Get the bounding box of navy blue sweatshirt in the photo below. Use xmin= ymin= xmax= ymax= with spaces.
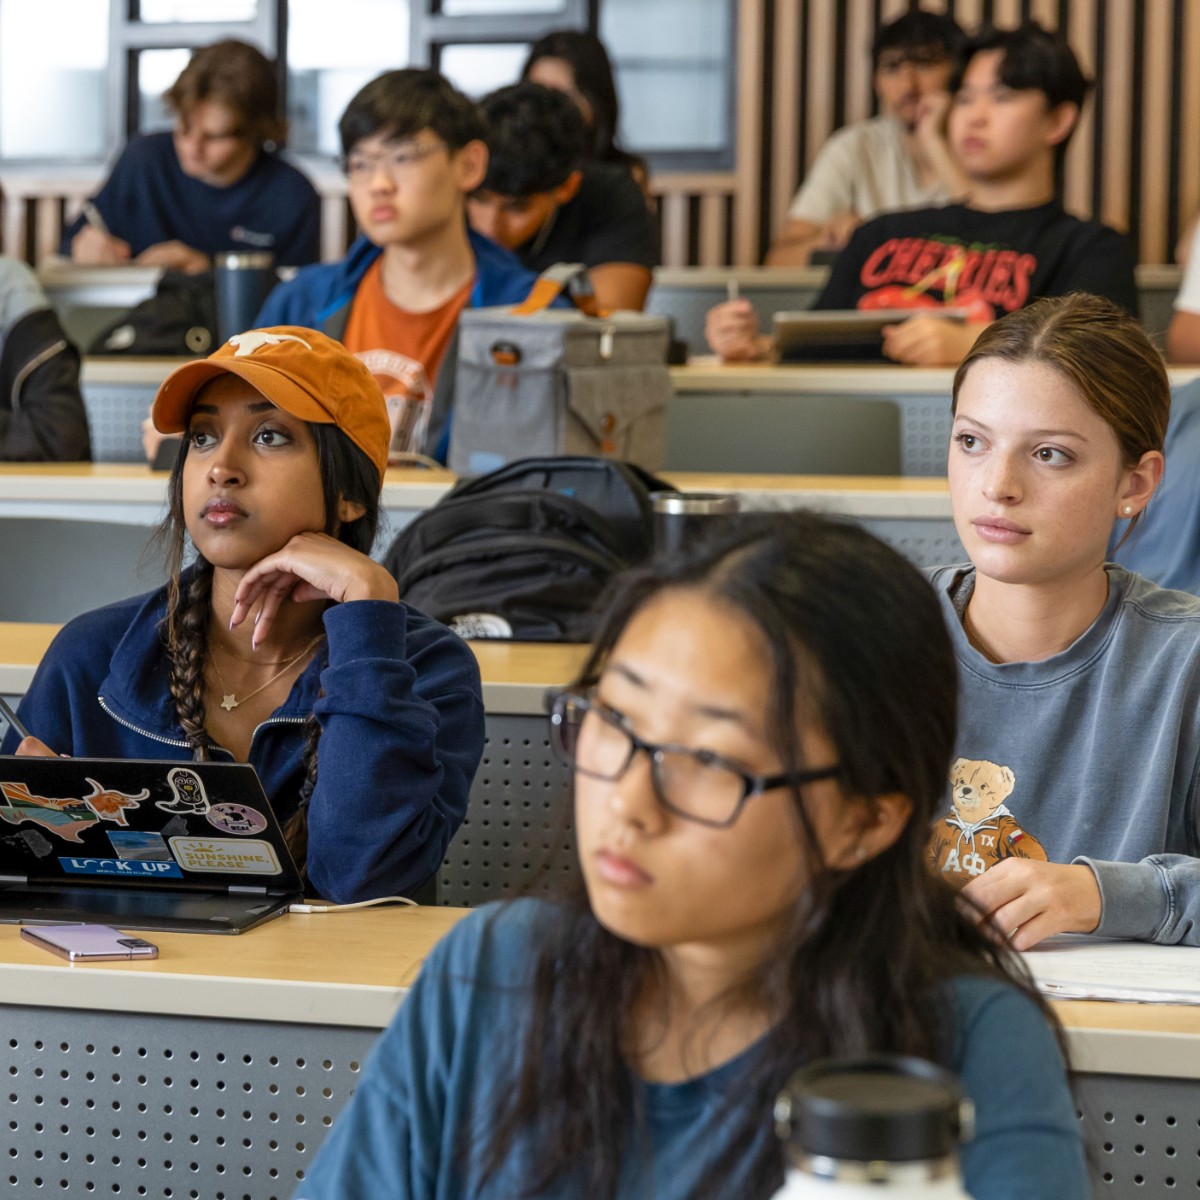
xmin=6 ymin=582 xmax=484 ymax=903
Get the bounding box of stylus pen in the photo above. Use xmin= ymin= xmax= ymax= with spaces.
xmin=727 ymin=278 xmax=740 ymax=302
xmin=0 ymin=695 xmax=31 ymax=743
xmin=82 ymin=201 xmax=111 ymax=237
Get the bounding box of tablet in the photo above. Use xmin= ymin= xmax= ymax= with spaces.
xmin=773 ymin=308 xmax=972 ymax=363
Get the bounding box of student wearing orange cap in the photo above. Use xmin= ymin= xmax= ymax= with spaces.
xmin=5 ymin=327 xmax=483 ymax=904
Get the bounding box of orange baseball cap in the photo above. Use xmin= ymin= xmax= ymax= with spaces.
xmin=152 ymin=326 xmax=391 ymax=481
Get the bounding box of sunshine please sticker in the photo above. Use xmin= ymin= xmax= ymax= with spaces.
xmin=168 ymin=837 xmax=281 ymax=875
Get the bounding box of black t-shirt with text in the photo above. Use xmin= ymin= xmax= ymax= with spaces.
xmin=517 ymin=162 xmax=659 ymax=274
xmin=815 ymin=201 xmax=1138 ymax=322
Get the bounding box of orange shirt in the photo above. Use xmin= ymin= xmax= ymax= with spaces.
xmin=343 ymin=260 xmax=474 ymax=455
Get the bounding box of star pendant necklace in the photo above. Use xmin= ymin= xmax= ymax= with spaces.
xmin=210 ymin=636 xmax=323 ymax=712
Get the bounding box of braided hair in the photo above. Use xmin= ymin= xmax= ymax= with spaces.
xmin=155 ymin=409 xmax=383 ymax=866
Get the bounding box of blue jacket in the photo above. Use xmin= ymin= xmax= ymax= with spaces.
xmin=1111 ymin=379 xmax=1200 ymax=594
xmin=256 ymin=229 xmax=549 ymax=460
xmin=7 ymin=585 xmax=484 ymax=904
xmin=257 ymin=228 xmax=538 ymax=334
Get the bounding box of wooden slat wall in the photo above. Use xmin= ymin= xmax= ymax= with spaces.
xmin=750 ymin=0 xmax=1200 ymax=268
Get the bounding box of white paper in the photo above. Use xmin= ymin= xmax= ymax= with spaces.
xmin=1021 ymin=934 xmax=1200 ymax=1005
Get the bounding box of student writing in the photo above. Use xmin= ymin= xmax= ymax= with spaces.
xmin=468 ymin=83 xmax=658 ymax=312
xmin=6 ymin=328 xmax=483 ymax=904
xmin=295 ymin=513 xmax=1086 ymax=1200
xmin=63 ymin=40 xmax=320 ymax=272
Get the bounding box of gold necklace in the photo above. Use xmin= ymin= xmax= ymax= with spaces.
xmin=210 ymin=636 xmax=322 ymax=712
xmin=961 ymin=607 xmax=1001 ymax=664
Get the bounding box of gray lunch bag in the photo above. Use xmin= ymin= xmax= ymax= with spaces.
xmin=446 ymin=270 xmax=671 ymax=476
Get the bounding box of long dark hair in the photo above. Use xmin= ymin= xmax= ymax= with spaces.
xmin=481 ymin=512 xmax=1061 ymax=1198
xmin=521 ymin=30 xmax=645 ymax=178
xmin=156 ymin=411 xmax=382 ymax=865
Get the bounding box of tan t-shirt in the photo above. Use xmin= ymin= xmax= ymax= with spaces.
xmin=788 ymin=114 xmax=951 ymax=224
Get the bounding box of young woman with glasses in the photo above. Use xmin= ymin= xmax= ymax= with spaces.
xmin=297 ymin=513 xmax=1086 ymax=1200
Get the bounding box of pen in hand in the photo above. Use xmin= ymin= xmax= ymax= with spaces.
xmin=82 ymin=201 xmax=111 ymax=238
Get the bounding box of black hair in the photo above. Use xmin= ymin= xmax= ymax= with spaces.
xmin=872 ymin=7 xmax=965 ymax=68
xmin=155 ymin=394 xmax=382 ymax=871
xmin=477 ymin=83 xmax=586 ymax=197
xmin=520 ymin=29 xmax=645 ymax=178
xmin=480 ymin=512 xmax=1063 ymax=1199
xmin=951 ymin=20 xmax=1091 ymax=112
xmin=338 ymin=67 xmax=486 ymax=158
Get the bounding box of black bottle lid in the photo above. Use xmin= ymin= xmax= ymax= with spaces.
xmin=775 ymin=1055 xmax=970 ymax=1164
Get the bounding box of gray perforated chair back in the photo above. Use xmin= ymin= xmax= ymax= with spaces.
xmin=436 ymin=713 xmax=579 ymax=907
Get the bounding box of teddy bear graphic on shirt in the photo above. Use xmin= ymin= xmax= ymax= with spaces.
xmin=927 ymin=756 xmax=1048 ymax=886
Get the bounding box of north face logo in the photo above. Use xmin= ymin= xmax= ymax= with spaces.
xmin=228 ymin=331 xmax=312 ymax=357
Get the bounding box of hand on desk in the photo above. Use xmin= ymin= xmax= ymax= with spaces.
xmin=135 ymin=240 xmax=211 ymax=274
xmin=704 ymin=300 xmax=773 ymax=361
xmin=963 ymin=859 xmax=1102 ymax=951
xmin=881 ymin=315 xmax=988 ymax=366
xmin=71 ymin=225 xmax=131 ymax=266
xmin=231 ymin=532 xmax=399 ymax=648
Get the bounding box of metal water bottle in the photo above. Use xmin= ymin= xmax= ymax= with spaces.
xmin=771 ymin=1056 xmax=975 ymax=1200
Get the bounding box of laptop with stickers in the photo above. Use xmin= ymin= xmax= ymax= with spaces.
xmin=0 ymin=756 xmax=304 ymax=934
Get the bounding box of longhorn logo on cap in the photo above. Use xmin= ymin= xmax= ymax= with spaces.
xmin=228 ymin=331 xmax=312 ymax=357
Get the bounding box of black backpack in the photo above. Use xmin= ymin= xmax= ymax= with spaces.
xmin=383 ymin=457 xmax=676 ymax=641
xmin=88 ymin=270 xmax=216 ymax=357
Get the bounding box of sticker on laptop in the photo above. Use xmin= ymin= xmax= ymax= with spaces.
xmin=156 ymin=767 xmax=211 ymax=815
xmin=0 ymin=781 xmax=98 ymax=842
xmin=206 ymin=803 xmax=267 ymax=836
xmin=168 ymin=837 xmax=281 ymax=875
xmin=82 ymin=778 xmax=148 ymax=826
xmin=59 ymin=856 xmax=183 ymax=879
xmin=107 ymin=830 xmax=173 ymax=862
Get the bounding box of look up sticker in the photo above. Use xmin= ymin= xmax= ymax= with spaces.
xmin=169 ymin=837 xmax=281 ymax=875
xmin=59 ymin=857 xmax=182 ymax=879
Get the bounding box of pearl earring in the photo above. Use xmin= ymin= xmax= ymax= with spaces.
xmin=1122 ymin=504 xmax=1135 ymax=517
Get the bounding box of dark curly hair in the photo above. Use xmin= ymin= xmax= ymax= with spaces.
xmin=478 ymin=83 xmax=587 ymax=197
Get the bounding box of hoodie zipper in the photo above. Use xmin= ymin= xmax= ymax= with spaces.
xmin=97 ymin=696 xmax=308 ymax=758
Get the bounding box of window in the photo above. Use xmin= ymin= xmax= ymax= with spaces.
xmin=0 ymin=0 xmax=110 ymax=160
xmin=287 ymin=0 xmax=411 ymax=156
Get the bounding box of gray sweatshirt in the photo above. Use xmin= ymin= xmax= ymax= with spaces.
xmin=930 ymin=564 xmax=1200 ymax=944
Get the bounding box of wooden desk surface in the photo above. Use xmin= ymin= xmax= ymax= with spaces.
xmin=0 ymin=464 xmax=952 ymax=523
xmin=0 ymin=622 xmax=589 ymax=713
xmin=672 ymin=361 xmax=1200 ymax=394
xmin=0 ymin=905 xmax=469 ymax=1028
xmin=0 ymin=896 xmax=1195 ymax=1067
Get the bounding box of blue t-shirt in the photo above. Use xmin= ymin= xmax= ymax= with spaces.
xmin=1111 ymin=379 xmax=1200 ymax=594
xmin=61 ymin=131 xmax=321 ymax=266
xmin=296 ymin=900 xmax=1087 ymax=1200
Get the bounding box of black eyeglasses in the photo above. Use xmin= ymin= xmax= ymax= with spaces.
xmin=545 ymin=688 xmax=841 ymax=829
